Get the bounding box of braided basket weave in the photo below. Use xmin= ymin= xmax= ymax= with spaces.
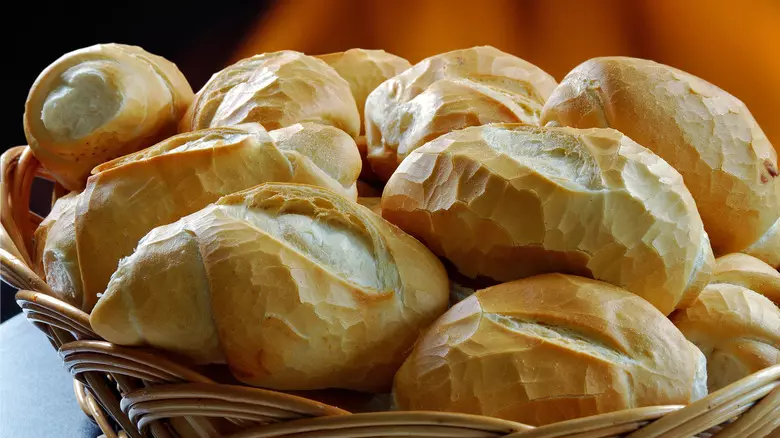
xmin=2 ymin=145 xmax=779 ymax=438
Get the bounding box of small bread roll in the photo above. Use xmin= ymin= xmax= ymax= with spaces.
xmin=316 ymin=48 xmax=411 ymax=134
xmin=365 ymin=46 xmax=557 ymax=181
xmin=180 ymin=50 xmax=359 ymax=137
xmin=541 ymin=57 xmax=780 ymax=265
xmin=317 ymin=49 xmax=412 ymax=181
xmin=90 ymin=183 xmax=449 ymax=392
xmin=74 ymin=123 xmax=360 ymax=312
xmin=32 ymin=192 xmax=82 ymax=307
xmin=711 ymin=253 xmax=780 ymax=304
xmin=671 ymin=284 xmax=780 ymax=391
xmin=269 ymin=122 xmax=362 ymax=200
xmin=393 ymin=274 xmax=708 ymax=426
xmin=382 ymin=124 xmax=713 ymax=315
xmin=24 ymin=43 xmax=194 ymax=191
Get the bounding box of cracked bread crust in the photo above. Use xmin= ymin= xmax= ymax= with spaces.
xmin=393 ymin=273 xmax=707 ymax=426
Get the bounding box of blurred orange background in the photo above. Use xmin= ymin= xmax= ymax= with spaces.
xmin=229 ymin=0 xmax=780 ymax=148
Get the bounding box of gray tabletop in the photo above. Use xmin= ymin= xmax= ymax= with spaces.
xmin=0 ymin=314 xmax=102 ymax=438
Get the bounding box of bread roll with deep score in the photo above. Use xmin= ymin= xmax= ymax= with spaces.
xmin=541 ymin=57 xmax=780 ymax=266
xmin=90 ymin=183 xmax=449 ymax=392
xmin=32 ymin=192 xmax=82 ymax=307
xmin=671 ymin=283 xmax=780 ymax=391
xmin=24 ymin=43 xmax=193 ymax=191
xmin=317 ymin=48 xmax=412 ymax=180
xmin=74 ymin=123 xmax=359 ymax=312
xmin=180 ymin=50 xmax=360 ymax=137
xmin=393 ymin=274 xmax=708 ymax=426
xmin=364 ymin=46 xmax=557 ymax=180
xmin=382 ymin=123 xmax=713 ymax=315
xmin=711 ymin=253 xmax=780 ymax=303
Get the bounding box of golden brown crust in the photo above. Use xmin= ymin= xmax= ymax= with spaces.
xmin=76 ymin=124 xmax=359 ymax=312
xmin=393 ymin=274 xmax=707 ymax=426
xmin=382 ymin=123 xmax=713 ymax=315
xmin=23 ymin=43 xmax=193 ymax=191
xmin=180 ymin=50 xmax=360 ymax=137
xmin=90 ymin=183 xmax=450 ymax=392
xmin=711 ymin=253 xmax=780 ymax=303
xmin=541 ymin=56 xmax=780 ymax=261
xmin=32 ymin=192 xmax=82 ymax=307
xmin=365 ymin=46 xmax=557 ymax=181
xmin=671 ymin=283 xmax=780 ymax=391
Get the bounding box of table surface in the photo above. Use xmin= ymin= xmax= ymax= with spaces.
xmin=0 ymin=313 xmax=102 ymax=438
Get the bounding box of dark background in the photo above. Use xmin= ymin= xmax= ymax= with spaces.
xmin=1 ymin=0 xmax=273 ymax=321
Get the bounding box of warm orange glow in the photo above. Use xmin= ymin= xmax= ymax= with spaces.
xmin=231 ymin=0 xmax=780 ymax=148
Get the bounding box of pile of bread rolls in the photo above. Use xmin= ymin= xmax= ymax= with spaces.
xmin=24 ymin=43 xmax=780 ymax=427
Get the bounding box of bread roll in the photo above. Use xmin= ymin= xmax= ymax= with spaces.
xmin=24 ymin=43 xmax=193 ymax=191
xmin=364 ymin=46 xmax=557 ymax=181
xmin=541 ymin=57 xmax=780 ymax=265
xmin=671 ymin=284 xmax=780 ymax=391
xmin=393 ymin=274 xmax=707 ymax=426
xmin=317 ymin=49 xmax=412 ymax=181
xmin=90 ymin=183 xmax=449 ymax=392
xmin=711 ymin=253 xmax=780 ymax=304
xmin=32 ymin=192 xmax=82 ymax=307
xmin=382 ymin=123 xmax=713 ymax=314
xmin=269 ymin=122 xmax=361 ymax=200
xmin=75 ymin=123 xmax=359 ymax=312
xmin=180 ymin=50 xmax=360 ymax=137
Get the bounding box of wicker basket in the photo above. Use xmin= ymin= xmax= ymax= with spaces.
xmin=2 ymin=145 xmax=779 ymax=438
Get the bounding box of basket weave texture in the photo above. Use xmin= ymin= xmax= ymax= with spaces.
xmin=2 ymin=145 xmax=779 ymax=438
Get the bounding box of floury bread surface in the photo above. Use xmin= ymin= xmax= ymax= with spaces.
xmin=541 ymin=56 xmax=780 ymax=266
xmin=393 ymin=274 xmax=708 ymax=426
xmin=364 ymin=45 xmax=557 ymax=180
xmin=40 ymin=123 xmax=360 ymax=312
xmin=24 ymin=43 xmax=194 ymax=190
xmin=180 ymin=50 xmax=360 ymax=137
xmin=671 ymin=283 xmax=780 ymax=391
xmin=382 ymin=123 xmax=713 ymax=315
xmin=90 ymin=183 xmax=450 ymax=392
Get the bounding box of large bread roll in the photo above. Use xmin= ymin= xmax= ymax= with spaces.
xmin=179 ymin=50 xmax=360 ymax=137
xmin=32 ymin=192 xmax=82 ymax=307
xmin=73 ymin=123 xmax=359 ymax=312
xmin=24 ymin=43 xmax=193 ymax=191
xmin=671 ymin=284 xmax=780 ymax=391
xmin=317 ymin=48 xmax=412 ymax=181
xmin=393 ymin=274 xmax=708 ymax=426
xmin=711 ymin=253 xmax=780 ymax=303
xmin=382 ymin=123 xmax=713 ymax=315
xmin=364 ymin=46 xmax=557 ymax=181
xmin=90 ymin=183 xmax=449 ymax=392
xmin=540 ymin=57 xmax=780 ymax=266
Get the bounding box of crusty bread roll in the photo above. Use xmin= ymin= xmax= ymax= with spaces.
xmin=382 ymin=123 xmax=713 ymax=315
xmin=316 ymin=49 xmax=412 ymax=181
xmin=541 ymin=57 xmax=780 ymax=266
xmin=74 ymin=123 xmax=360 ymax=312
xmin=24 ymin=43 xmax=193 ymax=191
xmin=179 ymin=50 xmax=360 ymax=137
xmin=393 ymin=274 xmax=708 ymax=426
xmin=364 ymin=46 xmax=557 ymax=181
xmin=32 ymin=192 xmax=82 ymax=307
xmin=269 ymin=122 xmax=362 ymax=200
xmin=90 ymin=183 xmax=449 ymax=392
xmin=711 ymin=253 xmax=780 ymax=304
xmin=671 ymin=283 xmax=780 ymax=391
